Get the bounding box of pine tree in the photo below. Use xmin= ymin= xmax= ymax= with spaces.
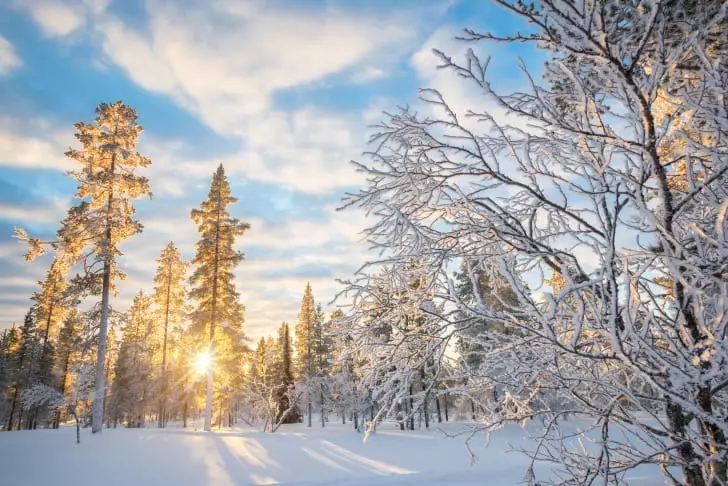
xmin=274 ymin=322 xmax=299 ymax=424
xmin=16 ymin=102 xmax=152 ymax=433
xmin=189 ymin=164 xmax=249 ymax=431
xmin=312 ymin=303 xmax=332 ymax=427
xmin=7 ymin=310 xmax=41 ymax=430
xmin=32 ymin=257 xmax=69 ymax=364
xmin=151 ymin=242 xmax=187 ymax=427
xmin=295 ymin=282 xmax=316 ymax=427
xmin=110 ymin=291 xmax=154 ymax=427
xmin=52 ymin=312 xmax=80 ymax=428
xmin=0 ymin=326 xmax=19 ymax=425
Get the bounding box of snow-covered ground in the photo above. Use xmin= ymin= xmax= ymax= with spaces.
xmin=0 ymin=421 xmax=665 ymax=485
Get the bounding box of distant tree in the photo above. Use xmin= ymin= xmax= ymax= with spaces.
xmin=31 ymin=257 xmax=70 ymax=375
xmin=52 ymin=311 xmax=81 ymax=428
xmin=151 ymin=242 xmax=187 ymax=427
xmin=189 ymin=164 xmax=250 ymax=432
xmin=6 ymin=309 xmax=41 ymax=430
xmin=0 ymin=325 xmax=19 ymax=426
xmin=109 ymin=291 xmax=154 ymax=427
xmin=16 ymin=102 xmax=152 ymax=434
xmin=274 ymin=322 xmax=299 ymax=424
xmin=295 ymin=282 xmax=316 ymax=426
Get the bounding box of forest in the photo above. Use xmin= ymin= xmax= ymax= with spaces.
xmin=1 ymin=0 xmax=728 ymax=485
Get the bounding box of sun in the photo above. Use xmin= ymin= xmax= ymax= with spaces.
xmin=194 ymin=350 xmax=212 ymax=375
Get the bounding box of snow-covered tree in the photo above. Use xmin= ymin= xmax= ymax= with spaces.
xmin=339 ymin=1 xmax=728 ymax=483
xmin=109 ymin=291 xmax=155 ymax=427
xmin=295 ymin=282 xmax=316 ymax=426
xmin=189 ymin=163 xmax=249 ymax=431
xmin=151 ymin=241 xmax=187 ymax=427
xmin=22 ymin=384 xmax=80 ymax=443
xmin=16 ymin=102 xmax=152 ymax=434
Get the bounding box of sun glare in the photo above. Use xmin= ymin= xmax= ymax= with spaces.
xmin=194 ymin=350 xmax=212 ymax=375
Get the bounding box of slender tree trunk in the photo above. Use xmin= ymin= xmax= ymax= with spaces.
xmin=158 ymin=263 xmax=172 ymax=428
xmin=183 ymin=401 xmax=188 ymax=428
xmin=435 ymin=396 xmax=442 ymax=423
xmin=444 ymin=392 xmax=449 ymax=422
xmin=53 ymin=348 xmax=71 ymax=429
xmin=408 ymin=384 xmax=415 ymax=430
xmin=7 ymin=385 xmax=19 ymax=431
xmin=92 ymin=154 xmax=116 ymax=434
xmin=204 ymin=182 xmax=223 ymax=432
xmin=320 ymin=388 xmax=325 ymax=428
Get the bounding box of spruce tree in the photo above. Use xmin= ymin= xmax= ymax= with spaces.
xmin=7 ymin=310 xmax=41 ymax=430
xmin=16 ymin=102 xmax=152 ymax=433
xmin=275 ymin=322 xmax=299 ymax=423
xmin=151 ymin=242 xmax=187 ymax=427
xmin=110 ymin=291 xmax=154 ymax=427
xmin=295 ymin=282 xmax=316 ymax=426
xmin=0 ymin=326 xmax=19 ymax=424
xmin=189 ymin=164 xmax=249 ymax=431
xmin=32 ymin=257 xmax=69 ymax=359
xmin=53 ymin=312 xmax=80 ymax=428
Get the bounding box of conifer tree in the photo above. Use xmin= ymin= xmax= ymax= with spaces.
xmin=16 ymin=102 xmax=152 ymax=433
xmin=274 ymin=322 xmax=299 ymax=424
xmin=110 ymin=291 xmax=154 ymax=427
xmin=189 ymin=164 xmax=249 ymax=431
xmin=6 ymin=309 xmax=41 ymax=430
xmin=32 ymin=257 xmax=69 ymax=360
xmin=151 ymin=242 xmax=187 ymax=427
xmin=0 ymin=326 xmax=19 ymax=425
xmin=52 ymin=312 xmax=80 ymax=428
xmin=295 ymin=282 xmax=316 ymax=426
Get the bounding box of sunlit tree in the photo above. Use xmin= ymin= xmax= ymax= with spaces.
xmin=151 ymin=242 xmax=187 ymax=427
xmin=16 ymin=101 xmax=152 ymax=433
xmin=189 ymin=164 xmax=249 ymax=431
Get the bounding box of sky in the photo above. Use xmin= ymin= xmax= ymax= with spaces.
xmin=0 ymin=0 xmax=537 ymax=342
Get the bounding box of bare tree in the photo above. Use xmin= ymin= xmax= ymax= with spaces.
xmin=339 ymin=1 xmax=728 ymax=484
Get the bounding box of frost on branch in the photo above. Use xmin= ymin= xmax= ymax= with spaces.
xmin=22 ymin=384 xmax=80 ymax=444
xmin=338 ymin=1 xmax=728 ymax=484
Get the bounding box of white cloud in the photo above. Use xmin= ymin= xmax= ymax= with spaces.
xmin=13 ymin=0 xmax=86 ymax=38
xmin=96 ymin=1 xmax=414 ymax=136
xmin=0 ymin=36 xmax=22 ymax=76
xmin=0 ymin=117 xmax=76 ymax=171
xmin=0 ymin=200 xmax=68 ymax=225
xmin=352 ymin=66 xmax=387 ymax=83
xmin=86 ymin=0 xmax=441 ymax=194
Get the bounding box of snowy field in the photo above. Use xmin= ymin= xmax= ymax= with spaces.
xmin=0 ymin=421 xmax=666 ymax=485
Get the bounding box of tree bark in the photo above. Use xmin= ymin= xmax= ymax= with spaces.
xmin=91 ymin=153 xmax=116 ymax=434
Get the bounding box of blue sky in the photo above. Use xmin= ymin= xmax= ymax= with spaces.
xmin=0 ymin=0 xmax=536 ymax=340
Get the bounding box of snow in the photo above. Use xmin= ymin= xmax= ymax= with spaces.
xmin=0 ymin=421 xmax=666 ymax=485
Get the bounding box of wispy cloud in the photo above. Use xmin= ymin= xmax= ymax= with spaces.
xmin=0 ymin=35 xmax=22 ymax=76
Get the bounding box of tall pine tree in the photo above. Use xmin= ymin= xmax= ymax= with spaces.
xmin=151 ymin=242 xmax=187 ymax=427
xmin=189 ymin=164 xmax=249 ymax=431
xmin=16 ymin=102 xmax=152 ymax=433
xmin=295 ymin=282 xmax=316 ymax=427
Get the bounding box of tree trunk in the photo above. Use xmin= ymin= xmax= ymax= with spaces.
xmin=53 ymin=345 xmax=71 ymax=429
xmin=92 ymin=153 xmax=116 ymax=434
xmin=158 ymin=263 xmax=172 ymax=428
xmin=444 ymin=393 xmax=449 ymax=422
xmin=666 ymin=401 xmax=706 ymax=486
xmin=204 ymin=181 xmax=224 ymax=433
xmin=320 ymin=389 xmax=325 ymax=428
xmin=7 ymin=385 xmax=19 ymax=431
xmin=435 ymin=396 xmax=442 ymax=423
